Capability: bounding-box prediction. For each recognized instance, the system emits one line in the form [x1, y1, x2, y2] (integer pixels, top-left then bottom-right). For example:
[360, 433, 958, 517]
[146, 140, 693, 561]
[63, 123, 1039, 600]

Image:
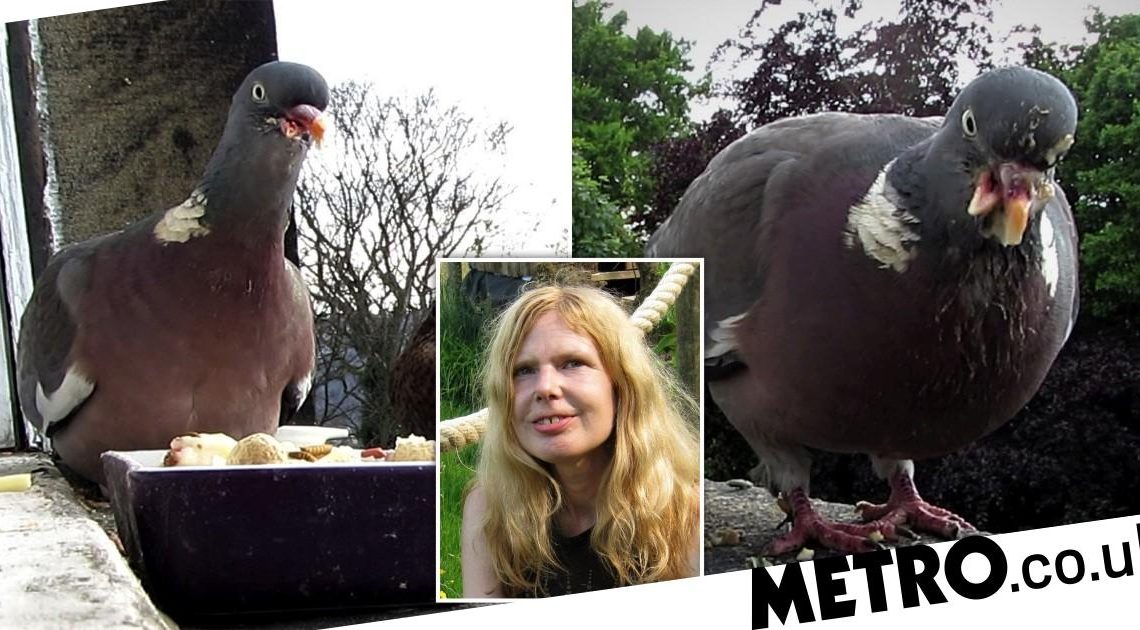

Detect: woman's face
[511, 311, 616, 467]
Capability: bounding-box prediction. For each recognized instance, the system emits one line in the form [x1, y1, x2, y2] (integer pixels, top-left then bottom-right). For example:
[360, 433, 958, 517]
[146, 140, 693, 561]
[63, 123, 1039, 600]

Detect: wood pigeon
[388, 308, 436, 441]
[647, 66, 1079, 554]
[16, 61, 328, 485]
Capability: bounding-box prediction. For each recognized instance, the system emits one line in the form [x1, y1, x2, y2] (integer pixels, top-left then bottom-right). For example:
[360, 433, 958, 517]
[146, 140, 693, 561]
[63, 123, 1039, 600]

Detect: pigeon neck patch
[1039, 211, 1059, 298]
[154, 191, 211, 244]
[842, 160, 921, 272]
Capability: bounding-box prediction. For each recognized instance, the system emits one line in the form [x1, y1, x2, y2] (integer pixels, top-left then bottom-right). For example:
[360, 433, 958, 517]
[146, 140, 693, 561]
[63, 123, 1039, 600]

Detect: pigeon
[647, 66, 1079, 554]
[388, 308, 436, 441]
[17, 61, 329, 485]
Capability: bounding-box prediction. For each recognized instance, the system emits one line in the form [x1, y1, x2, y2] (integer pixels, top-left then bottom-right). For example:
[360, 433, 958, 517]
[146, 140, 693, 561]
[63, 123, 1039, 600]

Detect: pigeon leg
[769, 488, 887, 555]
[856, 469, 976, 538]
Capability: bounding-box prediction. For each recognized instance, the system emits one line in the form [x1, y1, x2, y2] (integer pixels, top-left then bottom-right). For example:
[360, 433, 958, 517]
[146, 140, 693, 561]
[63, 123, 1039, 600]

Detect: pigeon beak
[969, 163, 1051, 247]
[282, 104, 328, 147]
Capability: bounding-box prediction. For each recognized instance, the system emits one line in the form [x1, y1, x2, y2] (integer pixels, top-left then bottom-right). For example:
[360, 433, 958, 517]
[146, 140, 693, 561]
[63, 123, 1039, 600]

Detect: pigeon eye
[251, 82, 267, 103]
[962, 109, 978, 137]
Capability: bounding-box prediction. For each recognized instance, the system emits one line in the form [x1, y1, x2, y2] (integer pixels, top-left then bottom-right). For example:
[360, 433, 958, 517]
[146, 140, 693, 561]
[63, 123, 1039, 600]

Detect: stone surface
[0, 452, 175, 629]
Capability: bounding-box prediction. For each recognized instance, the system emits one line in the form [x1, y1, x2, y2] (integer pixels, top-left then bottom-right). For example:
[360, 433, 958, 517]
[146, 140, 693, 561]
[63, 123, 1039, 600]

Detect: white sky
[273, 0, 569, 256]
[2, 0, 571, 257]
[608, 0, 1139, 121]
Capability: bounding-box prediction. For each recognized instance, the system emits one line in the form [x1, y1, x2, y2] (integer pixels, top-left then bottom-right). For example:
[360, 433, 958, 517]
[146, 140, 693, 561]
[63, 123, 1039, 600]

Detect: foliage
[644, 0, 997, 234]
[642, 109, 746, 238]
[295, 83, 507, 446]
[571, 148, 640, 256]
[439, 264, 495, 415]
[1021, 12, 1140, 324]
[713, 0, 995, 127]
[572, 0, 706, 245]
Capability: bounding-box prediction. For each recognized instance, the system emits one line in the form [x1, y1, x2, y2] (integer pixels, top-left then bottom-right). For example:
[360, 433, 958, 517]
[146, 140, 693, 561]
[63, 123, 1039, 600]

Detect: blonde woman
[461, 284, 701, 598]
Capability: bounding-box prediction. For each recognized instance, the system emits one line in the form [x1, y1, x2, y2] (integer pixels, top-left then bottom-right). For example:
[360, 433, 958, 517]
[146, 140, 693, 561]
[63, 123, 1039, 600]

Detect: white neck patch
[154, 191, 210, 244]
[1039, 211, 1059, 298]
[842, 160, 921, 273]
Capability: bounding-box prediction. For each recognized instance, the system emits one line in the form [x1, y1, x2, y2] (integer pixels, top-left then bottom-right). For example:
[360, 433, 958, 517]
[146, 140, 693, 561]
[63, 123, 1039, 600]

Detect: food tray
[101, 447, 436, 616]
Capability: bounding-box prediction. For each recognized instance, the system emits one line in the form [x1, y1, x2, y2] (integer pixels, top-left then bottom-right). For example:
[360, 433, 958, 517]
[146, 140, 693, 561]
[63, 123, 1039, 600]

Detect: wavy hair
[472, 283, 700, 596]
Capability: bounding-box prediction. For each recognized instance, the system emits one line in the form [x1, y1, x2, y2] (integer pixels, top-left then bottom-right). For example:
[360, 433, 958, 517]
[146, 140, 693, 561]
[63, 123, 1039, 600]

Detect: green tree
[571, 147, 640, 256]
[572, 0, 705, 250]
[1023, 12, 1140, 324]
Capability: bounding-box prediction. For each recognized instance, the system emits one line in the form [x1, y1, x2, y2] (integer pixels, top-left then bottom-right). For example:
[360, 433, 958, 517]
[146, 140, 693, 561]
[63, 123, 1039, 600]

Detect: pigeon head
[232, 60, 330, 148]
[194, 61, 329, 237]
[938, 66, 1077, 247]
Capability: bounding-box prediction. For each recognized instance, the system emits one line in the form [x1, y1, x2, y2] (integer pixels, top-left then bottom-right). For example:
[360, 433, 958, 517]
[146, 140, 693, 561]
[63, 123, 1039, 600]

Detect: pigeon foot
[855, 470, 976, 539]
[768, 488, 888, 556]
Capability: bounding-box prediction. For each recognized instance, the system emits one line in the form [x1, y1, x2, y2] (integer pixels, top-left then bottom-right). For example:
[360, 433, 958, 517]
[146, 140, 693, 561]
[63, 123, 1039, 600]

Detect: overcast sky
[3, 0, 571, 257]
[608, 0, 1139, 120]
[273, 0, 569, 256]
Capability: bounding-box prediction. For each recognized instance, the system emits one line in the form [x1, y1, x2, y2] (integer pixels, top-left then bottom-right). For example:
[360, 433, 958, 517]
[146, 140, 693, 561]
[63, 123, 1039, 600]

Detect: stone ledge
[0, 452, 175, 629]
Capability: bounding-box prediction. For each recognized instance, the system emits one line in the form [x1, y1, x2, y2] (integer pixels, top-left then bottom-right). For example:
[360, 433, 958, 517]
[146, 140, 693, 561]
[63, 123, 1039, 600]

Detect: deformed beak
[967, 163, 1053, 246]
[282, 104, 328, 147]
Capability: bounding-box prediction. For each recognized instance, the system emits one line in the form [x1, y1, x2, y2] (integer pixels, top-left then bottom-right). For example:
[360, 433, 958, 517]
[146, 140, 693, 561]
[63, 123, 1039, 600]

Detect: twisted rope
[629, 262, 696, 334]
[438, 262, 697, 453]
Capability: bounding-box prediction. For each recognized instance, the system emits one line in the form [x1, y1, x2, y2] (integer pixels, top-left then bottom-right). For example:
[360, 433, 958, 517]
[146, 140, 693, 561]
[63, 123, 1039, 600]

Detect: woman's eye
[513, 366, 534, 378]
[563, 359, 584, 369]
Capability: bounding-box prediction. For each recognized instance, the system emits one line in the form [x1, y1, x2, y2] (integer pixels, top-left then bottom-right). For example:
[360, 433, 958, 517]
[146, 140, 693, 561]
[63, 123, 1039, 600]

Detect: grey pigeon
[648, 66, 1079, 553]
[17, 61, 329, 485]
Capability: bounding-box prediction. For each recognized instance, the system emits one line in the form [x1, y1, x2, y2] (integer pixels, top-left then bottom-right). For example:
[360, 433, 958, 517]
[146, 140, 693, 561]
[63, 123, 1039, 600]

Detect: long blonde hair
[473, 283, 700, 596]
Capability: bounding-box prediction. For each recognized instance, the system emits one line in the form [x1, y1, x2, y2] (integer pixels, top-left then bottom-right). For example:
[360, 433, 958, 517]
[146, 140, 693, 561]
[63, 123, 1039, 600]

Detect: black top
[531, 527, 617, 597]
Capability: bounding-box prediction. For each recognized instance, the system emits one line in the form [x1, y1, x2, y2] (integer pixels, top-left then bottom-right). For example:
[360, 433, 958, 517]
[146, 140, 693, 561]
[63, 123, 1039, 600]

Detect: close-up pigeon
[648, 66, 1079, 554]
[16, 61, 329, 485]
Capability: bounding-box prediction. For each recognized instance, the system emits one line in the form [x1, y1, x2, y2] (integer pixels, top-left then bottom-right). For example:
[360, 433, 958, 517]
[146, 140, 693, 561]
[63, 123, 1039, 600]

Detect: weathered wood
[590, 269, 640, 282]
[0, 29, 33, 449]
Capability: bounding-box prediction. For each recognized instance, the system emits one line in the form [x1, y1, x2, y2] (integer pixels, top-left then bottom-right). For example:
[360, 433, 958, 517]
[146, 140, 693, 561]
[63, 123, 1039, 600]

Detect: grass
[439, 399, 479, 598]
[438, 267, 492, 598]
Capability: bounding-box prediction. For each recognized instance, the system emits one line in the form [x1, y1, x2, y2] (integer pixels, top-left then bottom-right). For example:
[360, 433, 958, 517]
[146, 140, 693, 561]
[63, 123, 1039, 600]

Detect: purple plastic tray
[102, 450, 436, 616]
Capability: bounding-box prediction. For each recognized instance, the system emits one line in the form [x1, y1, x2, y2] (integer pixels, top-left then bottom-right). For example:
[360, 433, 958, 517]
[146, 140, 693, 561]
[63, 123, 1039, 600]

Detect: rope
[438, 262, 697, 453]
[629, 262, 696, 334]
[439, 408, 487, 453]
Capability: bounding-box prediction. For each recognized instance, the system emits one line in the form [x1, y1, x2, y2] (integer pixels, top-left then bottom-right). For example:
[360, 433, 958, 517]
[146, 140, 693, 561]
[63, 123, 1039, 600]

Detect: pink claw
[856, 471, 976, 539]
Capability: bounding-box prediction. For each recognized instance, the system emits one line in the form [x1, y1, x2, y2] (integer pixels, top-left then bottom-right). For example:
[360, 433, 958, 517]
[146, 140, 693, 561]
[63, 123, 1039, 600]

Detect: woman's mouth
[532, 415, 575, 434]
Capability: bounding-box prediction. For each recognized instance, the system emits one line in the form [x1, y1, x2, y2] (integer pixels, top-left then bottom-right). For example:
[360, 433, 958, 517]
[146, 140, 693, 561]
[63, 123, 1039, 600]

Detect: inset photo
[437, 260, 702, 599]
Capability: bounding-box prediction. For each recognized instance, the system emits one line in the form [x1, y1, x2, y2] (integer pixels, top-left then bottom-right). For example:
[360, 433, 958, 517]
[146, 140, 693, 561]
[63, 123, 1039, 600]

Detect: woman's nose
[533, 364, 561, 399]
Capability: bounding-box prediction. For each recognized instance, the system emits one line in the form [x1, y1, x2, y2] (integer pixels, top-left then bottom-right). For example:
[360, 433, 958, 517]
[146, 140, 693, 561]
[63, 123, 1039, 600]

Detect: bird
[16, 61, 328, 486]
[388, 307, 436, 441]
[647, 66, 1079, 554]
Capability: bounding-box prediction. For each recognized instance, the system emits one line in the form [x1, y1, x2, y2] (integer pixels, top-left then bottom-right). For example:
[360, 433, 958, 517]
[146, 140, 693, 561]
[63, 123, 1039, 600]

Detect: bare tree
[296, 82, 510, 446]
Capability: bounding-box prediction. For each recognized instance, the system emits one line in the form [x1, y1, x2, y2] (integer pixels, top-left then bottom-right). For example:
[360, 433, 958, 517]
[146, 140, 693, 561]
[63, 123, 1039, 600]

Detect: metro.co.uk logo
[752, 523, 1140, 628]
